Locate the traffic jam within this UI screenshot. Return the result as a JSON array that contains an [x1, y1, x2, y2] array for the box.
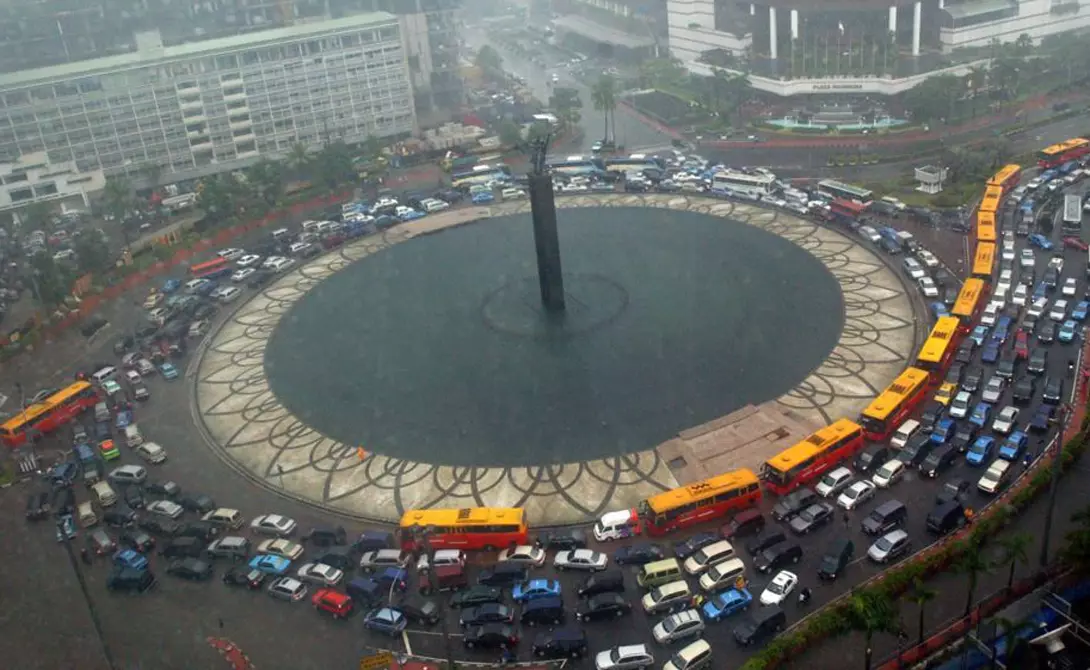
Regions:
[[8, 135, 1090, 669]]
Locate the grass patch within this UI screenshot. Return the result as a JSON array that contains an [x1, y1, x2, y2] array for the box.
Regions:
[[859, 177, 981, 208], [0, 464, 14, 486]]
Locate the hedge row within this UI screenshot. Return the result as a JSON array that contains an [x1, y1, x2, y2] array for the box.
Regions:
[[740, 417, 1090, 670]]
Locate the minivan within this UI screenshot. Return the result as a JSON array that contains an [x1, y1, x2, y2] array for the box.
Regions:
[[636, 558, 683, 588], [346, 577, 382, 607], [721, 509, 765, 540], [733, 607, 786, 646], [663, 639, 712, 670], [91, 480, 118, 507], [421, 564, 468, 594], [683, 540, 735, 575], [921, 445, 957, 478], [77, 501, 99, 527], [124, 424, 143, 448], [854, 444, 891, 474], [160, 536, 204, 559], [206, 536, 251, 560], [477, 562, 527, 586], [641, 580, 691, 613], [862, 500, 907, 535], [303, 525, 347, 547], [890, 420, 920, 450], [817, 538, 854, 581], [94, 401, 111, 423], [926, 500, 966, 536], [593, 509, 641, 541], [91, 366, 118, 386], [520, 596, 565, 626]]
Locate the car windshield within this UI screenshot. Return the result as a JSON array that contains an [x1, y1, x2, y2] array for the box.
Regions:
[[878, 464, 896, 478], [845, 486, 861, 499], [767, 581, 787, 595], [875, 537, 894, 551], [663, 617, 681, 632]]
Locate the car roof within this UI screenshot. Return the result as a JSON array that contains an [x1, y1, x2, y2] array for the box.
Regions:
[[884, 529, 909, 541]]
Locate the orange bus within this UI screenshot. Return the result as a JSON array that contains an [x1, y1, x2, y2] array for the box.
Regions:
[[976, 210, 997, 244], [1038, 138, 1090, 168], [915, 316, 963, 382], [638, 469, 761, 536], [972, 242, 995, 281], [987, 164, 1022, 194], [978, 185, 1003, 215], [859, 367, 931, 441], [0, 382, 100, 447], [397, 507, 528, 551], [761, 419, 865, 496], [189, 256, 232, 279], [951, 278, 987, 331]]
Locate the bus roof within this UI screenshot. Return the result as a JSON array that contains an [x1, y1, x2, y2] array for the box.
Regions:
[[987, 164, 1021, 186], [952, 278, 986, 318], [861, 367, 930, 421], [917, 317, 961, 365], [1064, 194, 1082, 222], [764, 419, 862, 474], [817, 179, 873, 199], [1, 381, 94, 431], [1041, 138, 1089, 156], [642, 469, 758, 514], [832, 198, 868, 214], [398, 507, 525, 528], [972, 243, 995, 276]]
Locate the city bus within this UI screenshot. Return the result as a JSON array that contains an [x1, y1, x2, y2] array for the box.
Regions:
[[451, 163, 513, 188], [189, 257, 233, 280], [915, 316, 963, 382], [972, 242, 996, 281], [859, 367, 931, 441], [397, 507, 528, 551], [951, 278, 987, 330], [1063, 194, 1083, 233], [987, 164, 1022, 195], [761, 419, 865, 496], [830, 198, 869, 222], [978, 185, 1003, 215], [0, 381, 100, 447], [976, 210, 997, 243], [816, 179, 873, 205], [637, 469, 761, 536], [604, 154, 663, 173], [547, 155, 606, 177], [1038, 138, 1090, 169], [710, 170, 776, 200]]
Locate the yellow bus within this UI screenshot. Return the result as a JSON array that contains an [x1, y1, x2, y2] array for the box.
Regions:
[[972, 242, 995, 280], [1038, 137, 1090, 168], [0, 381, 99, 447], [978, 185, 1003, 215], [397, 507, 528, 551], [976, 210, 997, 244], [761, 419, 865, 495], [915, 316, 963, 380], [987, 164, 1021, 193], [859, 367, 931, 441], [638, 469, 761, 535], [951, 278, 987, 330]]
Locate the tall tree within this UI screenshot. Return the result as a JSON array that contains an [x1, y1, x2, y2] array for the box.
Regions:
[[101, 176, 133, 248], [314, 141, 355, 192], [474, 45, 504, 80], [957, 548, 991, 618], [910, 580, 938, 646], [28, 250, 69, 306], [285, 142, 313, 176], [141, 161, 163, 191], [245, 159, 284, 207], [549, 87, 583, 129], [1013, 33, 1033, 59], [497, 120, 523, 148], [996, 533, 1032, 592], [73, 232, 111, 274], [20, 201, 53, 233], [591, 74, 617, 145], [1060, 505, 1090, 569], [843, 590, 901, 670], [196, 174, 235, 221]]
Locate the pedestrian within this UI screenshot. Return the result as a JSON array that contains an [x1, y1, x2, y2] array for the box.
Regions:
[[218, 618, 224, 631], [843, 511, 850, 528], [80, 547, 91, 565]]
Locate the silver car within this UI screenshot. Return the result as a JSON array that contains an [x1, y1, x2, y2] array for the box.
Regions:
[[981, 376, 1005, 404], [651, 609, 705, 645], [867, 530, 911, 564], [554, 549, 608, 572]]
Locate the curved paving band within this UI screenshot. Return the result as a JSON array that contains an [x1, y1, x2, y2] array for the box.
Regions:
[[193, 194, 917, 525]]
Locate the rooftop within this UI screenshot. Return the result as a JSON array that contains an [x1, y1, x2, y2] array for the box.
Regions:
[[0, 11, 398, 91]]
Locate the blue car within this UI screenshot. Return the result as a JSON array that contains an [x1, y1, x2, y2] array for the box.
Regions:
[[1073, 302, 1089, 322], [162, 279, 181, 294], [56, 514, 76, 542], [1033, 282, 1049, 301], [195, 280, 219, 297], [969, 402, 991, 428], [471, 191, 495, 204], [702, 588, 753, 622], [1029, 234, 1053, 250], [512, 578, 562, 603], [115, 410, 133, 430], [248, 555, 291, 575], [375, 567, 408, 593], [970, 325, 989, 346], [930, 418, 956, 445], [114, 549, 149, 571], [998, 431, 1028, 461], [1031, 404, 1055, 432], [398, 209, 425, 222], [981, 342, 1000, 364], [1059, 320, 1078, 343], [363, 607, 408, 636], [966, 436, 995, 466], [160, 363, 179, 380], [930, 302, 950, 320]]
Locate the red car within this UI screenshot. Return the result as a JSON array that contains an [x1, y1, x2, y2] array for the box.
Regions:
[[1063, 236, 1089, 251], [1014, 330, 1030, 360], [312, 589, 353, 619]]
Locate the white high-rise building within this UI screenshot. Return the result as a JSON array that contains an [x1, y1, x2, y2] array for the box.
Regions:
[[667, 0, 753, 64]]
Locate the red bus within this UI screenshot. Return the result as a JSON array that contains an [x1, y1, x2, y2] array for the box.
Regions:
[[190, 257, 233, 280], [638, 469, 761, 536], [987, 164, 1021, 195], [0, 382, 100, 447], [830, 198, 868, 221], [914, 316, 963, 383], [761, 419, 865, 496], [397, 507, 528, 551], [1038, 138, 1090, 169], [858, 367, 931, 441]]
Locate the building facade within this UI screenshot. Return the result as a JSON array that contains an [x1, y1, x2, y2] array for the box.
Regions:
[[0, 12, 416, 183], [940, 0, 1090, 53], [0, 151, 106, 215], [550, 0, 667, 58]]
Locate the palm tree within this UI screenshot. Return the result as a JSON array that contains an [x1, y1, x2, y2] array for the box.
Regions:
[[988, 616, 1025, 670], [102, 176, 133, 247], [1060, 504, 1090, 570], [285, 142, 312, 176], [590, 75, 617, 146], [1013, 33, 1033, 59], [843, 590, 900, 670], [966, 65, 986, 118], [996, 533, 1032, 593], [20, 201, 53, 233], [910, 580, 938, 646], [957, 548, 991, 618]]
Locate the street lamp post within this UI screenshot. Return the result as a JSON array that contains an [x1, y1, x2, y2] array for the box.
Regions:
[[56, 516, 118, 670], [413, 525, 456, 669], [1039, 403, 1072, 568]]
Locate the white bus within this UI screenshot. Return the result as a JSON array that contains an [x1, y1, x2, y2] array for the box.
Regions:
[[710, 170, 777, 200], [1063, 194, 1082, 232]]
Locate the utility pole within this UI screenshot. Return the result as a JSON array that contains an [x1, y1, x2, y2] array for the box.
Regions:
[[1039, 403, 1072, 568], [57, 516, 118, 670]]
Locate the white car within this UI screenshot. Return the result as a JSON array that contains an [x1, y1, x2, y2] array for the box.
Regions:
[[498, 545, 546, 567], [980, 303, 1000, 327], [1012, 284, 1028, 306], [258, 539, 305, 560], [1020, 248, 1035, 269], [992, 406, 1019, 435], [949, 391, 973, 419], [268, 257, 295, 273], [903, 259, 926, 280], [147, 306, 170, 324], [1051, 299, 1069, 322], [1028, 297, 1049, 319], [871, 459, 906, 489], [996, 269, 1013, 296], [1049, 256, 1065, 273], [1063, 278, 1078, 297], [859, 226, 881, 244], [595, 644, 654, 670], [218, 248, 245, 261], [296, 562, 344, 586], [815, 467, 854, 498], [134, 441, 167, 464], [836, 480, 877, 510], [184, 278, 208, 293], [232, 268, 255, 283], [236, 254, 262, 268], [759, 570, 798, 606], [1001, 240, 1016, 262], [916, 250, 939, 268], [262, 256, 285, 269], [918, 277, 939, 298], [554, 549, 608, 571], [250, 514, 298, 537], [146, 499, 184, 519], [216, 286, 242, 303]]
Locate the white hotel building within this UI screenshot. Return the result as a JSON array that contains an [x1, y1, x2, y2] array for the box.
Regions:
[[0, 12, 416, 185]]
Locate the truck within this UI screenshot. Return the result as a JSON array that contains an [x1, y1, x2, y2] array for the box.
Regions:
[[1063, 194, 1082, 233]]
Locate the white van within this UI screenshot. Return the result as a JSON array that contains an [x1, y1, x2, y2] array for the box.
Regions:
[[301, 220, 321, 234], [501, 187, 526, 200], [683, 540, 735, 575], [890, 419, 920, 450], [593, 509, 641, 542], [91, 366, 118, 386], [880, 196, 907, 211], [422, 199, 449, 213], [124, 369, 141, 386], [94, 401, 111, 423], [124, 424, 144, 448], [92, 480, 118, 507], [78, 501, 99, 527], [272, 228, 291, 241]]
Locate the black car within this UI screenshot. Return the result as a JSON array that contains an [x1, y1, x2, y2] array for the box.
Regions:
[[747, 528, 787, 556], [942, 286, 959, 306], [788, 502, 835, 535], [476, 564, 527, 587], [918, 401, 945, 433], [222, 565, 266, 589], [576, 570, 625, 598], [102, 507, 138, 528], [896, 434, 933, 468], [754, 542, 803, 574], [996, 353, 1017, 379], [955, 340, 975, 365], [672, 532, 719, 560], [1043, 376, 1064, 404], [192, 303, 219, 321], [176, 521, 219, 541], [962, 366, 984, 393], [123, 486, 145, 510], [167, 558, 214, 580], [854, 444, 890, 473], [574, 592, 631, 622], [532, 627, 588, 660], [950, 423, 979, 453], [944, 363, 964, 387], [1043, 267, 1059, 288], [1028, 348, 1048, 375], [138, 518, 182, 536], [1012, 376, 1036, 403], [142, 480, 179, 499], [463, 623, 518, 650], [247, 270, 275, 289], [535, 529, 587, 551], [613, 543, 665, 566], [936, 478, 971, 506], [450, 585, 503, 609], [771, 487, 818, 522], [459, 603, 514, 628], [113, 335, 135, 355], [1039, 321, 1056, 344], [120, 529, 156, 553], [397, 596, 440, 625], [178, 494, 215, 514]]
